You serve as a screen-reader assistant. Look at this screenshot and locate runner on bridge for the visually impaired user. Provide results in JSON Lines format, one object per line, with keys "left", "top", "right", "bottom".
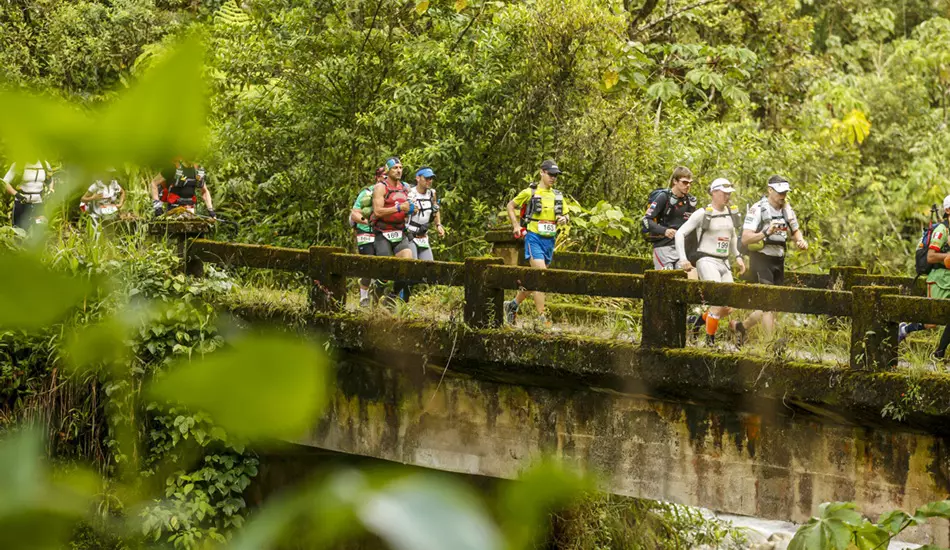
{"left": 372, "top": 156, "right": 415, "bottom": 304}
{"left": 642, "top": 166, "right": 698, "bottom": 275}
{"left": 900, "top": 194, "right": 950, "bottom": 360}
{"left": 504, "top": 159, "right": 568, "bottom": 330}
{"left": 732, "top": 175, "right": 808, "bottom": 345}
{"left": 675, "top": 178, "right": 745, "bottom": 346}
{"left": 407, "top": 166, "right": 444, "bottom": 262}
{"left": 350, "top": 166, "right": 386, "bottom": 308}
{"left": 150, "top": 158, "right": 215, "bottom": 218}
{"left": 3, "top": 160, "right": 54, "bottom": 230}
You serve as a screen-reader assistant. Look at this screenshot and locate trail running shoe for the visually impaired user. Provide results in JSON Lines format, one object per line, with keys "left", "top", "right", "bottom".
{"left": 504, "top": 300, "right": 518, "bottom": 324}
{"left": 898, "top": 322, "right": 909, "bottom": 344}
{"left": 535, "top": 314, "right": 553, "bottom": 331}
{"left": 359, "top": 297, "right": 371, "bottom": 309}
{"left": 704, "top": 334, "right": 716, "bottom": 347}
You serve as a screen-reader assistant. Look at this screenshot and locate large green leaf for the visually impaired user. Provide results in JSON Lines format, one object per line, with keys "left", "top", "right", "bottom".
{"left": 0, "top": 252, "right": 94, "bottom": 331}
{"left": 147, "top": 332, "right": 331, "bottom": 440}
{"left": 497, "top": 460, "right": 591, "bottom": 550}
{"left": 0, "top": 35, "right": 206, "bottom": 170}
{"left": 359, "top": 475, "right": 503, "bottom": 550}
{"left": 0, "top": 430, "right": 98, "bottom": 550}
{"left": 789, "top": 502, "right": 863, "bottom": 550}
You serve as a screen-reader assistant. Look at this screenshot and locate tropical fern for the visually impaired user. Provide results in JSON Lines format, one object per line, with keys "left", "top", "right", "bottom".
{"left": 214, "top": 0, "right": 251, "bottom": 27}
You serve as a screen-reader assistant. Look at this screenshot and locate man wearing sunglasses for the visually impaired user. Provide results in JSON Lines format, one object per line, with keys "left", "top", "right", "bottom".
{"left": 732, "top": 175, "right": 808, "bottom": 344}
{"left": 642, "top": 166, "right": 698, "bottom": 272}
{"left": 504, "top": 159, "right": 568, "bottom": 330}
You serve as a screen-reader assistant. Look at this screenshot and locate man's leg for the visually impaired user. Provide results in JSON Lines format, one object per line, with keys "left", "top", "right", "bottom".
{"left": 527, "top": 258, "right": 547, "bottom": 314}
{"left": 393, "top": 238, "right": 414, "bottom": 300}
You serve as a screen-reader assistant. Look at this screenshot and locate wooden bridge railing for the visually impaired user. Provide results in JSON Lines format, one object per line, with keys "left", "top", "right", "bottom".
{"left": 187, "top": 237, "right": 944, "bottom": 373}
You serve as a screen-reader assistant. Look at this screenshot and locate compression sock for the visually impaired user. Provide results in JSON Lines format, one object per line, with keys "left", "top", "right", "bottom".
{"left": 705, "top": 314, "right": 720, "bottom": 337}
{"left": 905, "top": 322, "right": 925, "bottom": 334}
{"left": 359, "top": 288, "right": 369, "bottom": 300}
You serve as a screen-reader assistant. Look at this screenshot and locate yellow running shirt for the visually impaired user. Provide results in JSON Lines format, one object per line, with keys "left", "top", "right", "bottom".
{"left": 513, "top": 186, "right": 558, "bottom": 237}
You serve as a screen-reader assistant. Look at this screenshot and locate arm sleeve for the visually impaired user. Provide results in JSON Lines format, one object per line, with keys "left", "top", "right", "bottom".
{"left": 675, "top": 209, "right": 703, "bottom": 260}
{"left": 642, "top": 192, "right": 670, "bottom": 235}
{"left": 730, "top": 227, "right": 740, "bottom": 258}
{"left": 512, "top": 188, "right": 531, "bottom": 208}
{"left": 785, "top": 204, "right": 800, "bottom": 232}
{"left": 3, "top": 164, "right": 17, "bottom": 185}
{"left": 930, "top": 226, "right": 948, "bottom": 251}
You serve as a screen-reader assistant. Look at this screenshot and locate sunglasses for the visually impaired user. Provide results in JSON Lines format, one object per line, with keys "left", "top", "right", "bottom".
{"left": 546, "top": 171, "right": 559, "bottom": 178}
{"left": 679, "top": 179, "right": 693, "bottom": 184}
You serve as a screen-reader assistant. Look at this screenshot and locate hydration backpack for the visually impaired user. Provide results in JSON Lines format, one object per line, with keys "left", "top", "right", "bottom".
{"left": 916, "top": 206, "right": 948, "bottom": 277}
{"left": 641, "top": 188, "right": 674, "bottom": 241}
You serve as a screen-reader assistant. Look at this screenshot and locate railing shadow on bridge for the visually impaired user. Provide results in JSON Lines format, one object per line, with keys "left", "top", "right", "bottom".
{"left": 185, "top": 233, "right": 945, "bottom": 373}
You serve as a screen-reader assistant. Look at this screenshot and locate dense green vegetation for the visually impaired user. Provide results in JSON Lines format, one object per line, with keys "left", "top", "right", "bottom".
{"left": 5, "top": 0, "right": 950, "bottom": 548}
{"left": 4, "top": 0, "right": 950, "bottom": 271}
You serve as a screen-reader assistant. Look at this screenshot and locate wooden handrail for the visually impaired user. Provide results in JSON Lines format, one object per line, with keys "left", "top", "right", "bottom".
{"left": 185, "top": 238, "right": 950, "bottom": 373}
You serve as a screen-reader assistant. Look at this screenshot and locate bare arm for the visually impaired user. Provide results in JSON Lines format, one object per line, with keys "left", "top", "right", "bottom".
{"left": 350, "top": 208, "right": 368, "bottom": 225}
{"left": 150, "top": 174, "right": 164, "bottom": 201}
{"left": 201, "top": 185, "right": 213, "bottom": 211}
{"left": 117, "top": 188, "right": 126, "bottom": 209}
{"left": 81, "top": 190, "right": 99, "bottom": 202}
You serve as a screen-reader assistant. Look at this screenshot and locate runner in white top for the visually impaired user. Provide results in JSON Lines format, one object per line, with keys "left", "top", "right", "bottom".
{"left": 3, "top": 161, "right": 54, "bottom": 229}
{"left": 81, "top": 170, "right": 126, "bottom": 219}
{"left": 407, "top": 166, "right": 445, "bottom": 262}
{"left": 675, "top": 178, "right": 746, "bottom": 346}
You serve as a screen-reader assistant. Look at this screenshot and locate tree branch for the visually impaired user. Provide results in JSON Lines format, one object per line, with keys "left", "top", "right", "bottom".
{"left": 629, "top": 0, "right": 726, "bottom": 39}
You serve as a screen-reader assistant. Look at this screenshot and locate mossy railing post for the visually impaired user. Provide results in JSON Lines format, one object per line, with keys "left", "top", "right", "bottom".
{"left": 641, "top": 270, "right": 687, "bottom": 348}
{"left": 309, "top": 246, "right": 346, "bottom": 312}
{"left": 829, "top": 266, "right": 868, "bottom": 290}
{"left": 183, "top": 237, "right": 204, "bottom": 278}
{"left": 486, "top": 230, "right": 523, "bottom": 267}
{"left": 464, "top": 257, "right": 504, "bottom": 328}
{"left": 850, "top": 285, "right": 900, "bottom": 371}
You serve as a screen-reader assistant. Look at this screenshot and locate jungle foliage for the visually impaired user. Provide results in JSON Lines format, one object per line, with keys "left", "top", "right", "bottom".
{"left": 3, "top": 0, "right": 950, "bottom": 271}
{"left": 4, "top": 0, "right": 950, "bottom": 549}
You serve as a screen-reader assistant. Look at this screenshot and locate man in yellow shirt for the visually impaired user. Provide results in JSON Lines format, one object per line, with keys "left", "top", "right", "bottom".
{"left": 504, "top": 159, "right": 568, "bottom": 329}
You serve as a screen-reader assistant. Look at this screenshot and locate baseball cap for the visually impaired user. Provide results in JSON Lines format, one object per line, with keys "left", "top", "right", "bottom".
{"left": 416, "top": 167, "right": 435, "bottom": 178}
{"left": 540, "top": 159, "right": 561, "bottom": 175}
{"left": 767, "top": 175, "right": 790, "bottom": 194}
{"left": 709, "top": 178, "right": 735, "bottom": 193}
{"left": 942, "top": 195, "right": 950, "bottom": 210}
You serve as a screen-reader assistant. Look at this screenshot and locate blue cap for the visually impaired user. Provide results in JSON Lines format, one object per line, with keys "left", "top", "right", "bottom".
{"left": 416, "top": 167, "right": 435, "bottom": 178}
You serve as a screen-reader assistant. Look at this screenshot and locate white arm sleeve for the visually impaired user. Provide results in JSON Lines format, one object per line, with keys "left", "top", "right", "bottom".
{"left": 675, "top": 209, "right": 703, "bottom": 261}
{"left": 730, "top": 228, "right": 740, "bottom": 259}
{"left": 3, "top": 164, "right": 17, "bottom": 186}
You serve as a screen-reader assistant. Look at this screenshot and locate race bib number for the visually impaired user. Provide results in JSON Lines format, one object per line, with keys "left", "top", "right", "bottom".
{"left": 716, "top": 237, "right": 729, "bottom": 254}
{"left": 382, "top": 230, "right": 403, "bottom": 243}
{"left": 537, "top": 222, "right": 557, "bottom": 236}
{"left": 356, "top": 233, "right": 375, "bottom": 245}
{"left": 413, "top": 235, "right": 430, "bottom": 249}
{"left": 99, "top": 204, "right": 118, "bottom": 216}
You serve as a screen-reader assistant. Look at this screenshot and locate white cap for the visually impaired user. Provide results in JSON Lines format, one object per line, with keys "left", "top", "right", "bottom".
{"left": 709, "top": 178, "right": 735, "bottom": 193}
{"left": 768, "top": 179, "right": 791, "bottom": 194}
{"left": 943, "top": 195, "right": 950, "bottom": 210}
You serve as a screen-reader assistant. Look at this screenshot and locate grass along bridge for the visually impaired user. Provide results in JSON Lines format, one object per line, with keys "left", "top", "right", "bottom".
{"left": 177, "top": 230, "right": 950, "bottom": 545}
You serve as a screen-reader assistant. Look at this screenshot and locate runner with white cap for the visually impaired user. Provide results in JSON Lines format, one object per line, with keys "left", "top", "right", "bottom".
{"left": 675, "top": 177, "right": 745, "bottom": 346}
{"left": 732, "top": 175, "right": 808, "bottom": 344}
